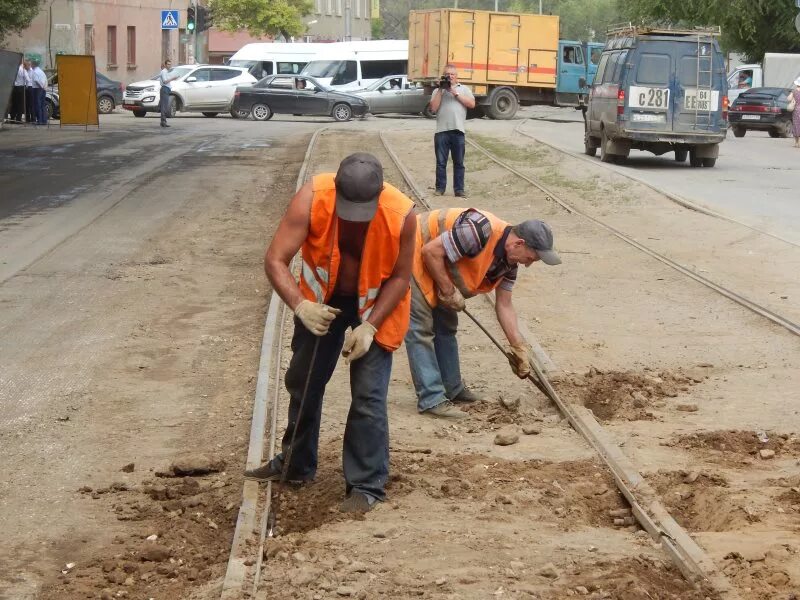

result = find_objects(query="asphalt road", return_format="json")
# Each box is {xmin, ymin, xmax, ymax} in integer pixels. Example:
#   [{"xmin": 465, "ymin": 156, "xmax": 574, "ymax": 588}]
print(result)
[{"xmin": 516, "ymin": 105, "xmax": 800, "ymax": 245}]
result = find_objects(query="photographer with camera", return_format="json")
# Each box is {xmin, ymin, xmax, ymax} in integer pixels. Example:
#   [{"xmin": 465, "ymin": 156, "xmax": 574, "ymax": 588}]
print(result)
[{"xmin": 428, "ymin": 65, "xmax": 475, "ymax": 198}]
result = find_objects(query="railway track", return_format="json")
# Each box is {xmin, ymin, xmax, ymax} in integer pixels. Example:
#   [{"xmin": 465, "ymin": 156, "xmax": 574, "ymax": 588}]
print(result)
[{"xmin": 222, "ymin": 128, "xmax": 797, "ymax": 600}]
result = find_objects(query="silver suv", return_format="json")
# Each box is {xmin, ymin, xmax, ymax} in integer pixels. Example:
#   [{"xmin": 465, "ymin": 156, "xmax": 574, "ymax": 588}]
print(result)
[{"xmin": 123, "ymin": 64, "xmax": 257, "ymax": 118}]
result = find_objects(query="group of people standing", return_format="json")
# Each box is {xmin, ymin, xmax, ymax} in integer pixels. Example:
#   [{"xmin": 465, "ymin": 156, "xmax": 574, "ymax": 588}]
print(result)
[
  {"xmin": 6, "ymin": 58, "xmax": 49, "ymax": 125},
  {"xmin": 244, "ymin": 65, "xmax": 561, "ymax": 514}
]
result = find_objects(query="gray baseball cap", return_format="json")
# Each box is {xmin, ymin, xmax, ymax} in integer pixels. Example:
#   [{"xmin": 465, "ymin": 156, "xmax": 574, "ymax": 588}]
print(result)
[
  {"xmin": 334, "ymin": 153, "xmax": 384, "ymax": 222},
  {"xmin": 514, "ymin": 220, "xmax": 561, "ymax": 265}
]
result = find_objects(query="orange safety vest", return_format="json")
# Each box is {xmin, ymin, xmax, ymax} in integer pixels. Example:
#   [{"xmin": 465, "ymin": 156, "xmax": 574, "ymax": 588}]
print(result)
[
  {"xmin": 298, "ymin": 173, "xmax": 415, "ymax": 351},
  {"xmin": 412, "ymin": 208, "xmax": 510, "ymax": 308}
]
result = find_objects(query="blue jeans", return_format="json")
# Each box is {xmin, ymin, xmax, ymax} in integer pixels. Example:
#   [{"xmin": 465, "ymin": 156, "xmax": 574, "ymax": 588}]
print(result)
[
  {"xmin": 434, "ymin": 130, "xmax": 466, "ymax": 194},
  {"xmin": 33, "ymin": 88, "xmax": 46, "ymax": 124},
  {"xmin": 159, "ymin": 86, "xmax": 170, "ymax": 124},
  {"xmin": 269, "ymin": 295, "xmax": 392, "ymax": 501},
  {"xmin": 404, "ymin": 281, "xmax": 464, "ymax": 412}
]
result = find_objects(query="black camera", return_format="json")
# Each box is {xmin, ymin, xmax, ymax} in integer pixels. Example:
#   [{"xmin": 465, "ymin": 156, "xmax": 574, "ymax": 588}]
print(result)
[{"xmin": 439, "ymin": 74, "xmax": 452, "ymax": 90}]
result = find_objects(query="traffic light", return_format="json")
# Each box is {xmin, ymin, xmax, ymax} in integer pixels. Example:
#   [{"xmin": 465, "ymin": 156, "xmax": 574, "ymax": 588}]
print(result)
[
  {"xmin": 196, "ymin": 5, "xmax": 213, "ymax": 33},
  {"xmin": 187, "ymin": 6, "xmax": 196, "ymax": 32}
]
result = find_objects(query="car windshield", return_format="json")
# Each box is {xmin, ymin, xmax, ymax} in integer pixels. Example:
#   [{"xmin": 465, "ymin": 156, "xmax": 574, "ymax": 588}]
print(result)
[
  {"xmin": 303, "ymin": 61, "xmax": 341, "ymax": 78},
  {"xmin": 170, "ymin": 67, "xmax": 194, "ymax": 79}
]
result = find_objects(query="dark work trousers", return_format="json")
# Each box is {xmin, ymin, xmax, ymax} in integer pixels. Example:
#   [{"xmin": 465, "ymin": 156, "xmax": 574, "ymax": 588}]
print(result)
[
  {"xmin": 10, "ymin": 85, "xmax": 25, "ymax": 121},
  {"xmin": 159, "ymin": 86, "xmax": 170, "ymax": 125},
  {"xmin": 25, "ymin": 86, "xmax": 35, "ymax": 123},
  {"xmin": 32, "ymin": 88, "xmax": 45, "ymax": 124},
  {"xmin": 269, "ymin": 295, "xmax": 392, "ymax": 501},
  {"xmin": 434, "ymin": 129, "xmax": 466, "ymax": 194}
]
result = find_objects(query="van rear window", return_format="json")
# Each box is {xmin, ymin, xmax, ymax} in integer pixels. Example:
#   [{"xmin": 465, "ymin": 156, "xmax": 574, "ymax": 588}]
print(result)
[
  {"xmin": 678, "ymin": 56, "xmax": 711, "ymax": 87},
  {"xmin": 360, "ymin": 60, "xmax": 408, "ymax": 80},
  {"xmin": 635, "ymin": 54, "xmax": 670, "ymax": 86}
]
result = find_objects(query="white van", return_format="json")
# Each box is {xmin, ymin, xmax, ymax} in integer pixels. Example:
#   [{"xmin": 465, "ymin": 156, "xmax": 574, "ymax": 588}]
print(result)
[
  {"xmin": 228, "ymin": 42, "xmax": 327, "ymax": 80},
  {"xmin": 301, "ymin": 40, "xmax": 408, "ymax": 90}
]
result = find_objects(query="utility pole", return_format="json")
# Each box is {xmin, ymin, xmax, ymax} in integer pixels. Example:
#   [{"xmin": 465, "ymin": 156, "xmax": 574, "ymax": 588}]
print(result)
[
  {"xmin": 344, "ymin": 0, "xmax": 352, "ymax": 40},
  {"xmin": 539, "ymin": 0, "xmax": 542, "ymax": 14},
  {"xmin": 494, "ymin": 0, "xmax": 498, "ymax": 11},
  {"xmin": 193, "ymin": 0, "xmax": 199, "ymax": 63}
]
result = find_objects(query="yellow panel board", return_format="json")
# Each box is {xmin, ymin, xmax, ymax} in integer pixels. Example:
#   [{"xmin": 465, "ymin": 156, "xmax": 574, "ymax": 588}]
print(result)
[
  {"xmin": 428, "ymin": 10, "xmax": 442, "ymax": 79},
  {"xmin": 409, "ymin": 11, "xmax": 424, "ymax": 79},
  {"xmin": 487, "ymin": 14, "xmax": 520, "ymax": 83},
  {"xmin": 447, "ymin": 11, "xmax": 475, "ymax": 81},
  {"xmin": 57, "ymin": 55, "xmax": 98, "ymax": 126}
]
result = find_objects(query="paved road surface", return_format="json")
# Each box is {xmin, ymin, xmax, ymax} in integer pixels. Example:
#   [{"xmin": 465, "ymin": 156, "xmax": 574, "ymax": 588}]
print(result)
[{"xmin": 517, "ymin": 106, "xmax": 800, "ymax": 245}]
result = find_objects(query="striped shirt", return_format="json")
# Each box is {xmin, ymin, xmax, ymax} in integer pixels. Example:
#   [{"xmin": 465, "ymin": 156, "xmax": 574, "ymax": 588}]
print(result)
[{"xmin": 440, "ymin": 209, "xmax": 517, "ymax": 291}]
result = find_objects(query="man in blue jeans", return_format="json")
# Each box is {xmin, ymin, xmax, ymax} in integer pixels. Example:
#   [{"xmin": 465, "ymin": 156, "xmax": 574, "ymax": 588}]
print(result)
[
  {"xmin": 159, "ymin": 60, "xmax": 180, "ymax": 127},
  {"xmin": 428, "ymin": 64, "xmax": 476, "ymax": 197}
]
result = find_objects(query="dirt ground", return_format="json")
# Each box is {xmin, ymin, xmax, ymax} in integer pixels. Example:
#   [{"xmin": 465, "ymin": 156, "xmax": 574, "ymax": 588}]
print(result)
[
  {"xmin": 241, "ymin": 128, "xmax": 798, "ymax": 600},
  {"xmin": 3, "ymin": 117, "xmax": 797, "ymax": 600}
]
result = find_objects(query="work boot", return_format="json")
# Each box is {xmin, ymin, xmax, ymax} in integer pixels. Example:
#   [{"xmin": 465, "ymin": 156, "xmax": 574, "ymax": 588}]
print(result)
[
  {"xmin": 433, "ymin": 189, "xmax": 445, "ymax": 196},
  {"xmin": 454, "ymin": 191, "xmax": 468, "ymax": 199},
  {"xmin": 425, "ymin": 401, "xmax": 468, "ymax": 420},
  {"xmin": 244, "ymin": 461, "xmax": 308, "ymax": 484},
  {"xmin": 452, "ymin": 387, "xmax": 483, "ymax": 403},
  {"xmin": 340, "ymin": 491, "xmax": 375, "ymax": 513}
]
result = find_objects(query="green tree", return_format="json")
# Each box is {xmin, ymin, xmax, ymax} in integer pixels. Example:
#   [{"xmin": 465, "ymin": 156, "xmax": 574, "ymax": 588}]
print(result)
[
  {"xmin": 208, "ymin": 0, "xmax": 313, "ymax": 40},
  {"xmin": 624, "ymin": 0, "xmax": 800, "ymax": 60},
  {"xmin": 508, "ymin": 0, "xmax": 624, "ymax": 41},
  {"xmin": 0, "ymin": 0, "xmax": 41, "ymax": 43},
  {"xmin": 371, "ymin": 17, "xmax": 385, "ymax": 39}
]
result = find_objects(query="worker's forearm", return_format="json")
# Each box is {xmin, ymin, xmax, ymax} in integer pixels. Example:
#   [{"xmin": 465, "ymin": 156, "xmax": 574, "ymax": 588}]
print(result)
[
  {"xmin": 265, "ymin": 258, "xmax": 305, "ymax": 311},
  {"xmin": 495, "ymin": 299, "xmax": 524, "ymax": 346},
  {"xmin": 429, "ymin": 90, "xmax": 442, "ymax": 112},
  {"xmin": 422, "ymin": 251, "xmax": 455, "ymax": 295},
  {"xmin": 364, "ymin": 275, "xmax": 409, "ymax": 328}
]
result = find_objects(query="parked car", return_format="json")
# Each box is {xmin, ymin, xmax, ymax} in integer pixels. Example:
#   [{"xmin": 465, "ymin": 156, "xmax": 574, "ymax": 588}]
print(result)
[
  {"xmin": 231, "ymin": 74, "xmax": 368, "ymax": 122},
  {"xmin": 45, "ymin": 71, "xmax": 124, "ymax": 119},
  {"xmin": 122, "ymin": 65, "xmax": 256, "ymax": 118},
  {"xmin": 350, "ymin": 75, "xmax": 433, "ymax": 117},
  {"xmin": 585, "ymin": 25, "xmax": 728, "ymax": 167},
  {"xmin": 728, "ymin": 87, "xmax": 794, "ymax": 138}
]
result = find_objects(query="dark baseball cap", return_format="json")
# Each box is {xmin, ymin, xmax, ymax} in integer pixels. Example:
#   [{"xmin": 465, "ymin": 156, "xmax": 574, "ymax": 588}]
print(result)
[
  {"xmin": 334, "ymin": 153, "xmax": 384, "ymax": 222},
  {"xmin": 514, "ymin": 220, "xmax": 561, "ymax": 265}
]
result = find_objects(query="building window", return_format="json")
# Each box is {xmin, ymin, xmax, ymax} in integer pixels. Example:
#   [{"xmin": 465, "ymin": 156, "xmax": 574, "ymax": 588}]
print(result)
[
  {"xmin": 107, "ymin": 26, "xmax": 117, "ymax": 64},
  {"xmin": 315, "ymin": 0, "xmax": 322, "ymax": 14},
  {"xmin": 326, "ymin": 0, "xmax": 333, "ymax": 15},
  {"xmin": 161, "ymin": 29, "xmax": 171, "ymax": 61},
  {"xmin": 355, "ymin": 0, "xmax": 361, "ymax": 18},
  {"xmin": 178, "ymin": 28, "xmax": 187, "ymax": 64},
  {"xmin": 336, "ymin": 0, "xmax": 342, "ymax": 16},
  {"xmin": 84, "ymin": 24, "xmax": 95, "ymax": 55},
  {"xmin": 127, "ymin": 26, "xmax": 136, "ymax": 65}
]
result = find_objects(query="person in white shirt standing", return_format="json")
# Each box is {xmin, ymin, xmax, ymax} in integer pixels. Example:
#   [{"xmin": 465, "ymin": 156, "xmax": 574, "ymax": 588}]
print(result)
[
  {"xmin": 23, "ymin": 59, "xmax": 35, "ymax": 123},
  {"xmin": 30, "ymin": 60, "xmax": 48, "ymax": 125},
  {"xmin": 9, "ymin": 58, "xmax": 27, "ymax": 123},
  {"xmin": 159, "ymin": 59, "xmax": 180, "ymax": 128}
]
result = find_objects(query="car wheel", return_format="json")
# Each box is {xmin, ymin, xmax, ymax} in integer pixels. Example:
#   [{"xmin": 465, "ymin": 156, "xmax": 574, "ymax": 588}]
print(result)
[
  {"xmin": 45, "ymin": 100, "xmax": 54, "ymax": 120},
  {"xmin": 332, "ymin": 103, "xmax": 352, "ymax": 122},
  {"xmin": 584, "ymin": 131, "xmax": 598, "ymax": 157},
  {"xmin": 423, "ymin": 105, "xmax": 436, "ymax": 119},
  {"xmin": 701, "ymin": 157, "xmax": 717, "ymax": 168},
  {"xmin": 486, "ymin": 88, "xmax": 518, "ymax": 120},
  {"xmin": 168, "ymin": 96, "xmax": 179, "ymax": 118},
  {"xmin": 202, "ymin": 112, "xmax": 219, "ymax": 118},
  {"xmin": 674, "ymin": 148, "xmax": 688, "ymax": 162},
  {"xmin": 771, "ymin": 119, "xmax": 792, "ymax": 138},
  {"xmin": 251, "ymin": 103, "xmax": 273, "ymax": 121},
  {"xmin": 689, "ymin": 149, "xmax": 703, "ymax": 167},
  {"xmin": 132, "ymin": 109, "xmax": 147, "ymax": 118},
  {"xmin": 599, "ymin": 129, "xmax": 615, "ymax": 163},
  {"xmin": 732, "ymin": 126, "xmax": 746, "ymax": 138},
  {"xmin": 97, "ymin": 96, "xmax": 114, "ymax": 114}
]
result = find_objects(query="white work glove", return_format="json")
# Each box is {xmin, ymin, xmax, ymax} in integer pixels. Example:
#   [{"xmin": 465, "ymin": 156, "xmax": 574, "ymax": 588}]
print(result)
[
  {"xmin": 437, "ymin": 287, "xmax": 466, "ymax": 311},
  {"xmin": 294, "ymin": 299, "xmax": 341, "ymax": 336},
  {"xmin": 341, "ymin": 321, "xmax": 377, "ymax": 364},
  {"xmin": 507, "ymin": 343, "xmax": 531, "ymax": 379}
]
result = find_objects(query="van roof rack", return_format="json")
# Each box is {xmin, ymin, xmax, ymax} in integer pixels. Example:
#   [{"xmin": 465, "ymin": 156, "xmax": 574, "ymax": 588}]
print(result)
[{"xmin": 606, "ymin": 23, "xmax": 721, "ymax": 38}]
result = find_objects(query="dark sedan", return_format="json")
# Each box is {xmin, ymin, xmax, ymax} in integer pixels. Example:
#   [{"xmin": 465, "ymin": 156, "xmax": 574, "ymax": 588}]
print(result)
[
  {"xmin": 729, "ymin": 87, "xmax": 794, "ymax": 138},
  {"xmin": 231, "ymin": 74, "xmax": 368, "ymax": 122},
  {"xmin": 46, "ymin": 71, "xmax": 125, "ymax": 118}
]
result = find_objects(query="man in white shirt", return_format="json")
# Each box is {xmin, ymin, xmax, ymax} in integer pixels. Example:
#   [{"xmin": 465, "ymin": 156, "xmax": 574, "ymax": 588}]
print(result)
[
  {"xmin": 30, "ymin": 60, "xmax": 48, "ymax": 125},
  {"xmin": 23, "ymin": 59, "xmax": 35, "ymax": 123},
  {"xmin": 159, "ymin": 59, "xmax": 180, "ymax": 128},
  {"xmin": 9, "ymin": 59, "xmax": 26, "ymax": 123}
]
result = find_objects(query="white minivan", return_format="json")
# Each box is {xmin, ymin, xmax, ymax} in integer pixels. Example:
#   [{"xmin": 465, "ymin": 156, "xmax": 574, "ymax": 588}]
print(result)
[
  {"xmin": 228, "ymin": 42, "xmax": 327, "ymax": 80},
  {"xmin": 301, "ymin": 40, "xmax": 408, "ymax": 90}
]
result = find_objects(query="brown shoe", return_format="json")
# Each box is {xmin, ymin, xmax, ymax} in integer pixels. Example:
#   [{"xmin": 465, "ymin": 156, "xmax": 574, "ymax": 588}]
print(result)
[{"xmin": 425, "ymin": 401, "xmax": 468, "ymax": 419}]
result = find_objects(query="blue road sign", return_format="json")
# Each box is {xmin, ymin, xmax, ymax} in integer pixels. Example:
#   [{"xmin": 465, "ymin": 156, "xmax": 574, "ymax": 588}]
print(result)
[{"xmin": 161, "ymin": 10, "xmax": 179, "ymax": 30}]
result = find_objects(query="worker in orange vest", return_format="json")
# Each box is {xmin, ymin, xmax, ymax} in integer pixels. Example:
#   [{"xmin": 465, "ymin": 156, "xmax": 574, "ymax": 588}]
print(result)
[
  {"xmin": 406, "ymin": 208, "xmax": 560, "ymax": 419},
  {"xmin": 244, "ymin": 153, "xmax": 417, "ymax": 513}
]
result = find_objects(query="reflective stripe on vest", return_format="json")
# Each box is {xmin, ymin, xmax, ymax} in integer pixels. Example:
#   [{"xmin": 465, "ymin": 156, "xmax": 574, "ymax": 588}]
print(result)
[
  {"xmin": 298, "ymin": 173, "xmax": 415, "ymax": 351},
  {"xmin": 412, "ymin": 208, "xmax": 510, "ymax": 308}
]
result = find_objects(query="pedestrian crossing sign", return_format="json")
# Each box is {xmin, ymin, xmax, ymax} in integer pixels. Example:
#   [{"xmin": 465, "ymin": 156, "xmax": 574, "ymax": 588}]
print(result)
[{"xmin": 161, "ymin": 10, "xmax": 179, "ymax": 30}]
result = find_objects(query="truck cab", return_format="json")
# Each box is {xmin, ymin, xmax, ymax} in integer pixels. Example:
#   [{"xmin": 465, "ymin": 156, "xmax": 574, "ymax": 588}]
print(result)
[
  {"xmin": 727, "ymin": 64, "xmax": 762, "ymax": 103},
  {"xmin": 584, "ymin": 26, "xmax": 728, "ymax": 167},
  {"xmin": 556, "ymin": 41, "xmax": 605, "ymax": 105}
]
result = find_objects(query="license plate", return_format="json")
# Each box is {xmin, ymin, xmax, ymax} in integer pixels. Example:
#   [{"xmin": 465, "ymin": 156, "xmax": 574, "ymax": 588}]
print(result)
[
  {"xmin": 631, "ymin": 112, "xmax": 666, "ymax": 123},
  {"xmin": 741, "ymin": 114, "xmax": 760, "ymax": 120},
  {"xmin": 629, "ymin": 86, "xmax": 670, "ymax": 110},
  {"xmin": 684, "ymin": 89, "xmax": 719, "ymax": 111}
]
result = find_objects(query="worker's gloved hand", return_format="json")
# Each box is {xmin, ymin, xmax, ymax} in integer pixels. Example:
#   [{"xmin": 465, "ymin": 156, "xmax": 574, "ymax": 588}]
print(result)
[
  {"xmin": 341, "ymin": 321, "xmax": 378, "ymax": 364},
  {"xmin": 437, "ymin": 287, "xmax": 466, "ymax": 311},
  {"xmin": 294, "ymin": 299, "xmax": 341, "ymax": 336},
  {"xmin": 508, "ymin": 343, "xmax": 532, "ymax": 379}
]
